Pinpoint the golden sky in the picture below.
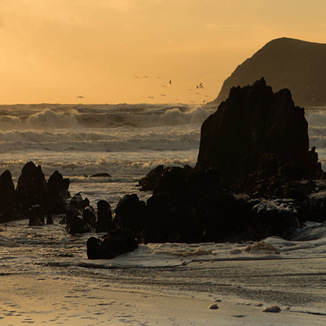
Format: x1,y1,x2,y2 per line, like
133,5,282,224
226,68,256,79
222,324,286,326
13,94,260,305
1,0,326,104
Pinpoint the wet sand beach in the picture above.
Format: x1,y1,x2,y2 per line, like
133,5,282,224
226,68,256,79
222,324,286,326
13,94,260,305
1,257,325,325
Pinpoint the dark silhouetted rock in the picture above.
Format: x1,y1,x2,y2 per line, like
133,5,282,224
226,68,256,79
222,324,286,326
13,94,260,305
87,231,138,259
197,190,253,242
114,194,147,235
144,192,201,243
197,78,322,188
46,214,54,224
186,167,220,199
47,170,70,196
0,170,16,222
138,165,164,191
28,204,45,226
82,206,96,230
210,38,326,107
16,161,47,211
0,170,15,205
70,193,89,211
0,163,73,223
153,166,187,195
65,209,91,234
248,199,300,240
90,173,111,178
138,166,255,243
46,170,70,214
96,200,113,233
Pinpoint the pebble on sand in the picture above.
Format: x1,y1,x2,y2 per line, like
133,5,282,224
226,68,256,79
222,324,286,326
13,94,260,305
262,305,281,313
208,304,219,310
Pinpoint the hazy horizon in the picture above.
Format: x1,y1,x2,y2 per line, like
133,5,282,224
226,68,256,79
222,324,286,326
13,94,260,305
1,0,326,105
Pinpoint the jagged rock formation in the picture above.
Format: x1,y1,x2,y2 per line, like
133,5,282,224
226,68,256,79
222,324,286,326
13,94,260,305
210,38,326,107
197,78,322,188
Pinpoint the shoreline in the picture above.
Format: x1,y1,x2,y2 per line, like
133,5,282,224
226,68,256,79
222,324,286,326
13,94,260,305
1,257,325,325
0,274,325,326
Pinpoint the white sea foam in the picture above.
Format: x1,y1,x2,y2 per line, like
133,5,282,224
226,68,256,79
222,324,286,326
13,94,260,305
1,218,326,273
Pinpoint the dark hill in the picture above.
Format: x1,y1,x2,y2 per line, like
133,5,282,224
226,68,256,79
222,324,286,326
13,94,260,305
210,38,326,107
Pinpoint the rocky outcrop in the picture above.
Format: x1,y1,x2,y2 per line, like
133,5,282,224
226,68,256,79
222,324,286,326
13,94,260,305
0,162,71,223
128,79,325,243
210,38,326,107
197,78,322,188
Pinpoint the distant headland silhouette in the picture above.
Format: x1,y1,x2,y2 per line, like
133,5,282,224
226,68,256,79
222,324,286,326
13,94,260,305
209,37,326,107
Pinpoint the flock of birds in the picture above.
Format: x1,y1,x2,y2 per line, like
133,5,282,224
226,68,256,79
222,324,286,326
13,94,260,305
134,75,210,104
76,75,211,104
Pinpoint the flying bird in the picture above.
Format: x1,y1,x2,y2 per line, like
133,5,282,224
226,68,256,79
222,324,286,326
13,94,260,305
76,96,84,99
169,80,172,85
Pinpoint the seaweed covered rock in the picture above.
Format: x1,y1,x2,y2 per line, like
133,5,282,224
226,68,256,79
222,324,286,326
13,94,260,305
197,78,322,189
247,199,300,240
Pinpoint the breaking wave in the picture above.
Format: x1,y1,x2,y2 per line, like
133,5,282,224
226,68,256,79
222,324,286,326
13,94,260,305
0,104,213,130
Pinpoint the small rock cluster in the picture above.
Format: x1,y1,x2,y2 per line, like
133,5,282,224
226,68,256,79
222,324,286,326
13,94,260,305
0,161,69,224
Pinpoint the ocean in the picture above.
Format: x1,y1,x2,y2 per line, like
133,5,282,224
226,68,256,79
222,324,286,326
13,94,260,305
0,103,326,323
0,103,213,206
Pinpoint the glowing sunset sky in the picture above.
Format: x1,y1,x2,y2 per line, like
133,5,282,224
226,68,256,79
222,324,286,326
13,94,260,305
1,0,325,104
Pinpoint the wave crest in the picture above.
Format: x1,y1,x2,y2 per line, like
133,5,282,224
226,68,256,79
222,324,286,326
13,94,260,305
0,104,213,130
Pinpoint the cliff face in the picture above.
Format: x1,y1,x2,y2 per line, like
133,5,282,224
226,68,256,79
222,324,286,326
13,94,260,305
211,38,326,107
197,79,321,186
